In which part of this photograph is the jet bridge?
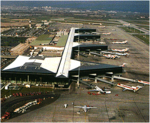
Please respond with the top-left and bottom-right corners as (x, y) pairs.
(111, 75), (137, 82)
(79, 79), (95, 88)
(79, 52), (88, 57)
(95, 77), (116, 86)
(89, 52), (102, 57)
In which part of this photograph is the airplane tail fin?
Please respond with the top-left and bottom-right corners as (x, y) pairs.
(137, 86), (143, 89)
(134, 86), (143, 92)
(126, 48), (129, 51)
(121, 63), (127, 67)
(105, 91), (111, 94)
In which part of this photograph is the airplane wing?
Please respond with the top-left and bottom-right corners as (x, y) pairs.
(87, 107), (97, 109)
(83, 108), (87, 112)
(74, 106), (82, 108)
(122, 88), (127, 91)
(89, 90), (111, 94)
(89, 90), (99, 92)
(105, 91), (111, 94)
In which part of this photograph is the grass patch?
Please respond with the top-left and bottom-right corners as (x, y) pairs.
(138, 25), (149, 30)
(36, 34), (50, 40)
(30, 34), (52, 46)
(133, 35), (149, 45)
(120, 27), (144, 33)
(125, 20), (149, 26)
(56, 35), (68, 47)
(120, 27), (149, 45)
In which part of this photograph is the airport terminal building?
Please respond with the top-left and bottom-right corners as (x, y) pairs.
(2, 28), (123, 83)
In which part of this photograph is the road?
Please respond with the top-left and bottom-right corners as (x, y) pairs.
(1, 55), (17, 59)
(118, 20), (149, 35)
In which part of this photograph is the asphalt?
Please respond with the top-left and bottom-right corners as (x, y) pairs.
(1, 93), (60, 122)
(4, 23), (149, 122)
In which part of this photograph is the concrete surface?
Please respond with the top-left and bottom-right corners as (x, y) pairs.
(6, 23), (149, 122)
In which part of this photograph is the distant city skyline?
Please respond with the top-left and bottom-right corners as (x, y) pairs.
(1, 1), (149, 13)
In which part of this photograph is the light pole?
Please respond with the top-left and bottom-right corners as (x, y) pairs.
(9, 78), (11, 84)
(39, 77), (42, 92)
(20, 78), (21, 84)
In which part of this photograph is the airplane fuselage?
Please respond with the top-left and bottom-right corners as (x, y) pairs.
(117, 83), (141, 92)
(138, 80), (150, 85)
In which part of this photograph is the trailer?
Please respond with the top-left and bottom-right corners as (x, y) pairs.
(1, 98), (6, 103)
(1, 112), (10, 120)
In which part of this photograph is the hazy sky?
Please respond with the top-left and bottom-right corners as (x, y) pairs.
(2, 1), (149, 13)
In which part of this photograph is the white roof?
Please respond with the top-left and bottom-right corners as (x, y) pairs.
(73, 42), (80, 47)
(3, 27), (82, 78)
(56, 27), (80, 78)
(3, 55), (29, 71)
(69, 60), (80, 71)
(41, 57), (61, 73)
(3, 55), (61, 73)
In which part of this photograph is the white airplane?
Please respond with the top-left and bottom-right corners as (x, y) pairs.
(120, 63), (127, 67)
(137, 80), (150, 85)
(112, 40), (128, 44)
(111, 48), (129, 52)
(64, 104), (68, 108)
(103, 54), (120, 59)
(101, 51), (129, 57)
(101, 51), (113, 54)
(99, 26), (106, 28)
(102, 32), (111, 35)
(117, 83), (142, 92)
(74, 105), (97, 112)
(115, 52), (129, 56)
(89, 86), (111, 94)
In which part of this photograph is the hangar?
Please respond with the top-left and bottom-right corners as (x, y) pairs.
(1, 28), (123, 83)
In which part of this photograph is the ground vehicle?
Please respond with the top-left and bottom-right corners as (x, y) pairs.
(19, 93), (23, 96)
(1, 112), (10, 120)
(1, 98), (6, 102)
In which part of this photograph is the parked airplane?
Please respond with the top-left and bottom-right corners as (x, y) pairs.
(64, 104), (68, 108)
(137, 80), (150, 85)
(114, 52), (129, 57)
(101, 51), (129, 57)
(117, 83), (142, 92)
(111, 48), (129, 52)
(74, 105), (97, 112)
(112, 40), (128, 44)
(120, 63), (127, 67)
(101, 51), (112, 54)
(99, 26), (106, 28)
(89, 86), (111, 94)
(102, 32), (111, 35)
(103, 54), (120, 59)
